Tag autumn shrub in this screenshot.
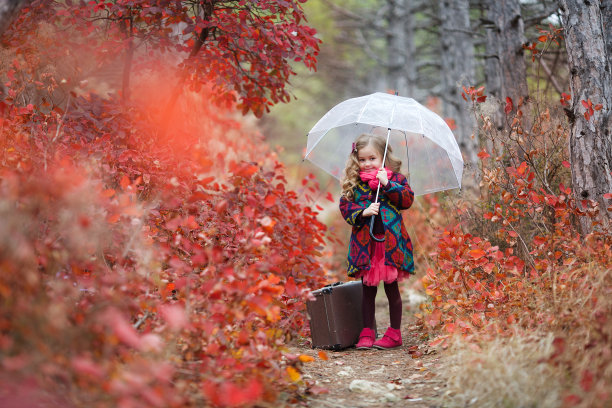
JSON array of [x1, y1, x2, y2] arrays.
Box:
[[0, 65, 331, 406], [418, 87, 612, 406]]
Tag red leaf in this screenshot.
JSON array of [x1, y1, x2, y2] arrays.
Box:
[[473, 302, 486, 312], [561, 161, 570, 168], [159, 304, 188, 331], [308, 385, 329, 395], [538, 35, 547, 42], [504, 97, 513, 114], [103, 308, 141, 349], [264, 193, 277, 208], [477, 149, 491, 160], [580, 370, 594, 392], [429, 335, 447, 347], [564, 395, 581, 406], [581, 99, 590, 109], [325, 192, 334, 202], [444, 117, 457, 130]]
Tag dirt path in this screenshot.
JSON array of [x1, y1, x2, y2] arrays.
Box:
[[288, 290, 447, 407]]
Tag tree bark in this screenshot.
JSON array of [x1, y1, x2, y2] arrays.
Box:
[[439, 0, 478, 167], [603, 0, 612, 67], [481, 0, 529, 128], [559, 0, 612, 233], [386, 0, 408, 95], [0, 0, 28, 37]]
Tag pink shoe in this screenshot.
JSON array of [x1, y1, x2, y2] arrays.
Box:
[[355, 327, 376, 350], [373, 327, 402, 349]]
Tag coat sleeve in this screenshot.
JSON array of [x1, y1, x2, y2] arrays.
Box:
[[382, 173, 414, 210], [339, 195, 367, 227]]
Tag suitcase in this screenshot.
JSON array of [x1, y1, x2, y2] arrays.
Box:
[[306, 281, 373, 350]]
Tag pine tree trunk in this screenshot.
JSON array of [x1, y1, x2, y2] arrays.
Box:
[[559, 0, 612, 233], [440, 0, 478, 168]]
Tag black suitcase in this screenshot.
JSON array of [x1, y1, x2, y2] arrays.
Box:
[[306, 281, 371, 350]]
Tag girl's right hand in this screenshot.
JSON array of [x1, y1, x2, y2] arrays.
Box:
[[362, 202, 380, 217]]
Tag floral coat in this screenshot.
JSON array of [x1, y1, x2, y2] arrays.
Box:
[[339, 172, 415, 277]]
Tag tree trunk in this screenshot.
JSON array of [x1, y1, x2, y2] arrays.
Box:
[[559, 0, 612, 233], [440, 0, 478, 168], [481, 0, 529, 128], [603, 0, 612, 66], [0, 0, 28, 36], [386, 0, 408, 95]]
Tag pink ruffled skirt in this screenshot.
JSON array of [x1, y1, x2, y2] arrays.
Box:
[[355, 235, 409, 287]]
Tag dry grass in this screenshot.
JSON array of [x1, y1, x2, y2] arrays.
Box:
[[439, 333, 563, 408]]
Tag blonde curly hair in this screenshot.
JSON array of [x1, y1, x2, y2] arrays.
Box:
[[341, 134, 402, 201]]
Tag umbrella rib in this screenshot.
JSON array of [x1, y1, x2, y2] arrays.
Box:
[[417, 105, 425, 134], [303, 129, 331, 160], [356, 95, 373, 123]]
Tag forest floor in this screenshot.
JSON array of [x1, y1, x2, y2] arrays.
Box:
[[287, 289, 448, 408]]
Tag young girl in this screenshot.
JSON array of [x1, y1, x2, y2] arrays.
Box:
[[339, 133, 415, 350]]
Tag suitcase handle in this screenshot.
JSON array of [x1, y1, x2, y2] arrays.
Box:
[[321, 282, 344, 294]]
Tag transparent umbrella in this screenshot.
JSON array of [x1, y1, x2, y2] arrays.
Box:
[[304, 92, 464, 196]]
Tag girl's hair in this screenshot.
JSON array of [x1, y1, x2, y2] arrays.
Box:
[[341, 133, 402, 201]]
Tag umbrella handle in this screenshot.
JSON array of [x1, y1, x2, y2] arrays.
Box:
[[369, 216, 385, 242]]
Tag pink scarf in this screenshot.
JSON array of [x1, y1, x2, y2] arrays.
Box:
[[359, 168, 393, 190]]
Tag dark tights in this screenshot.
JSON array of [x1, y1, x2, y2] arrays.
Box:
[[362, 281, 402, 330]]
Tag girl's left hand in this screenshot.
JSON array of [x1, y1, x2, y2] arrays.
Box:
[[376, 168, 389, 186]]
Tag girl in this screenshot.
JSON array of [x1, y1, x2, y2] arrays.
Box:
[[339, 133, 415, 350]]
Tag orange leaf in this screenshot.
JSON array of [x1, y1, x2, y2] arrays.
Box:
[[469, 249, 486, 259], [538, 35, 547, 42], [298, 354, 315, 363], [318, 351, 329, 361], [286, 366, 301, 382], [107, 213, 120, 223], [102, 188, 116, 198], [120, 175, 130, 190]]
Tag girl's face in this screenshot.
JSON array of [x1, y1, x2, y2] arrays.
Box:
[[357, 143, 383, 172]]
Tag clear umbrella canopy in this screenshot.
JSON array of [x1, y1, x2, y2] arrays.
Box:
[[305, 92, 464, 196]]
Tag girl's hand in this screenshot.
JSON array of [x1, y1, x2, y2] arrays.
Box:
[[376, 168, 389, 186], [362, 202, 380, 217]]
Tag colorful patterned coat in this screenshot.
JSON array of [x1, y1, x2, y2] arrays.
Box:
[[339, 173, 415, 277]]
